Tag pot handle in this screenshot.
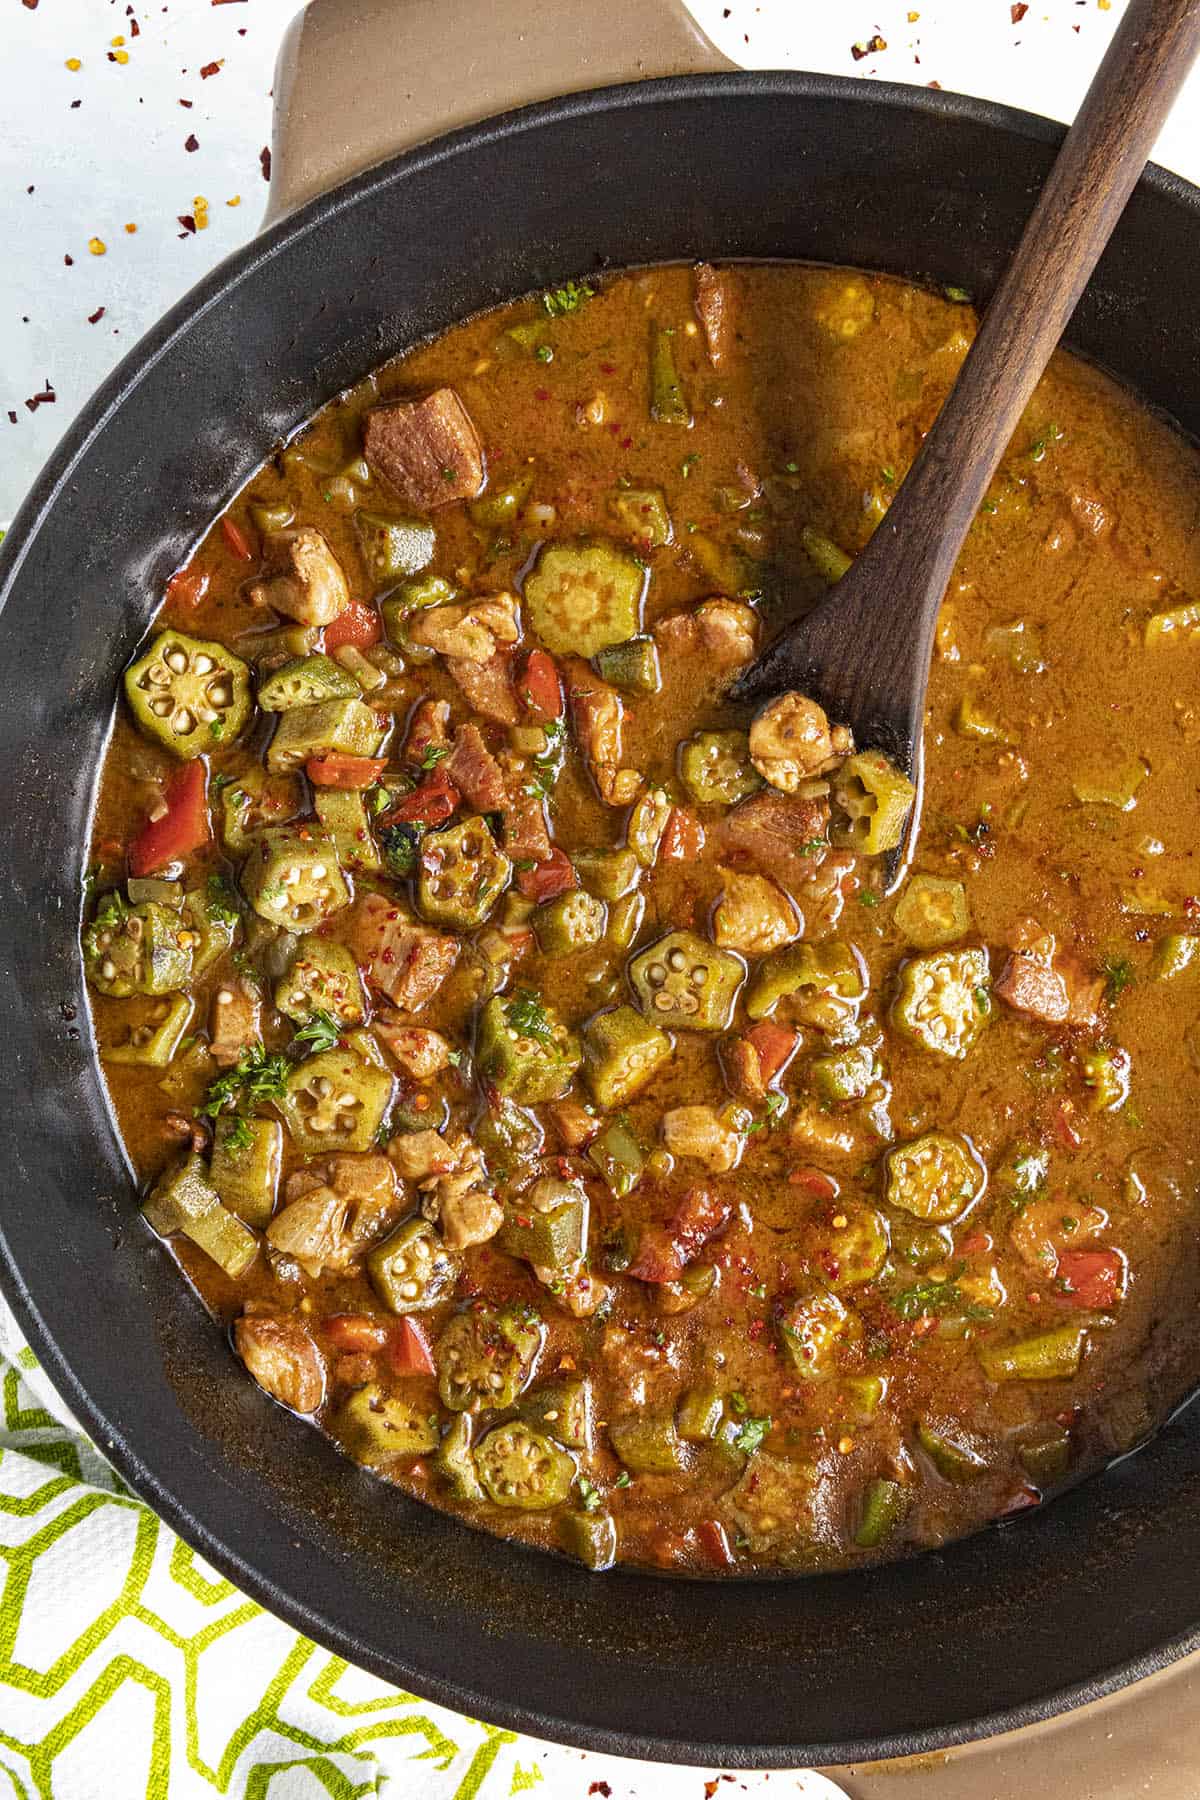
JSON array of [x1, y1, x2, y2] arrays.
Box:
[[264, 0, 735, 224]]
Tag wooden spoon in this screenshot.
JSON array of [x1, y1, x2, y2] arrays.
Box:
[[731, 0, 1200, 880]]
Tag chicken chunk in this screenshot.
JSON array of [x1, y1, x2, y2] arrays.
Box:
[[994, 919, 1104, 1029], [445, 652, 522, 725], [693, 262, 736, 368], [712, 868, 800, 956], [406, 592, 520, 664], [501, 790, 552, 863], [565, 658, 641, 805], [1010, 1198, 1108, 1276], [660, 1105, 745, 1173], [548, 1096, 600, 1150], [444, 723, 509, 812], [208, 977, 261, 1069], [249, 527, 350, 627], [266, 1154, 399, 1277], [440, 1188, 504, 1250], [374, 1021, 452, 1081], [655, 598, 758, 670], [234, 1314, 325, 1414], [387, 1128, 459, 1182], [363, 387, 485, 511], [346, 892, 458, 1012], [749, 692, 853, 792], [388, 1128, 499, 1246], [721, 788, 831, 893]]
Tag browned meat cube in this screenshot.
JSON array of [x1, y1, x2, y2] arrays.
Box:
[[502, 791, 552, 863], [346, 891, 458, 1011], [234, 1314, 325, 1413], [445, 651, 521, 724], [445, 723, 510, 812], [403, 698, 451, 766], [363, 387, 485, 510], [721, 789, 831, 892], [565, 657, 641, 805]]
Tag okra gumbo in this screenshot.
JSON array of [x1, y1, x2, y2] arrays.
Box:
[[85, 263, 1200, 1573]]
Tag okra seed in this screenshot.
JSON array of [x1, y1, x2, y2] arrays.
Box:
[[150, 696, 172, 717], [667, 949, 685, 971], [654, 993, 673, 1012], [100, 959, 117, 980], [399, 1279, 420, 1299], [647, 963, 666, 985], [209, 682, 231, 706], [215, 989, 233, 1006], [193, 653, 215, 675], [165, 650, 188, 674], [146, 667, 170, 687], [336, 1091, 358, 1108], [173, 707, 195, 733]]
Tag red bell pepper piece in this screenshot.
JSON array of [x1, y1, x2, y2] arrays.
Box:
[[1056, 1247, 1125, 1310], [787, 1166, 840, 1202], [324, 1314, 389, 1353], [670, 1187, 732, 1258], [129, 760, 210, 876], [382, 768, 460, 828], [164, 567, 209, 611], [660, 806, 705, 861], [323, 598, 382, 652], [386, 1317, 436, 1376], [695, 1518, 735, 1568], [521, 649, 563, 720], [220, 515, 255, 562], [516, 846, 576, 902], [744, 1020, 799, 1087], [305, 753, 388, 790]]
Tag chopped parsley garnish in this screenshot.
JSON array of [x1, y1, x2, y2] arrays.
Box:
[[199, 1042, 290, 1122], [209, 719, 225, 741], [944, 284, 972, 303], [888, 1266, 992, 1322], [219, 1116, 254, 1154], [1102, 956, 1135, 1002], [205, 873, 240, 927], [93, 891, 127, 931], [858, 890, 881, 908], [728, 1391, 749, 1416], [541, 279, 594, 318], [379, 821, 423, 878], [535, 344, 554, 364], [441, 465, 459, 483], [880, 465, 896, 485], [1029, 422, 1064, 463], [731, 1414, 772, 1456], [614, 1470, 632, 1489], [504, 989, 554, 1044], [420, 743, 451, 771], [528, 718, 566, 797], [576, 1475, 602, 1513], [292, 1009, 344, 1057]]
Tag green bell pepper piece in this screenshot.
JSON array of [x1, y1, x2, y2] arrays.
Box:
[[469, 473, 534, 529], [915, 1417, 986, 1481], [894, 874, 971, 949], [84, 896, 192, 998], [977, 1322, 1087, 1383], [831, 751, 916, 855], [335, 1385, 438, 1466], [573, 847, 640, 901], [417, 818, 511, 929], [523, 540, 646, 658], [1152, 932, 1199, 979], [1018, 1423, 1072, 1486], [208, 1116, 283, 1229], [839, 1374, 886, 1421], [274, 936, 365, 1026], [475, 1420, 575, 1509], [266, 695, 386, 774], [1081, 1045, 1130, 1114], [676, 1386, 724, 1443], [778, 1281, 853, 1381], [892, 947, 991, 1060], [436, 1413, 484, 1500], [218, 767, 301, 855], [586, 1114, 644, 1197], [855, 1477, 909, 1548], [678, 730, 762, 807], [609, 1409, 685, 1474], [355, 509, 435, 590], [593, 636, 661, 695], [800, 525, 853, 586], [611, 485, 672, 548], [279, 1047, 393, 1155], [518, 1375, 593, 1449], [368, 1216, 461, 1314], [239, 623, 320, 665], [533, 889, 606, 955], [649, 323, 691, 425], [582, 1005, 673, 1108], [629, 930, 744, 1031], [885, 1132, 982, 1223], [477, 993, 582, 1104], [436, 1303, 543, 1412], [256, 654, 359, 711], [745, 939, 863, 1022], [498, 1184, 586, 1273], [241, 828, 351, 932], [105, 994, 195, 1067], [124, 630, 251, 759], [557, 1508, 617, 1569], [142, 1152, 258, 1278]]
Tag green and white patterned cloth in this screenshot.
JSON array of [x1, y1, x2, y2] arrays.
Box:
[[0, 1295, 845, 1800]]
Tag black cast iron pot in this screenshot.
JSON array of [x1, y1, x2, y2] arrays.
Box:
[[3, 66, 1200, 1768]]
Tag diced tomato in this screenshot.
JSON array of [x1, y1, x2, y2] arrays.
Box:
[[128, 761, 210, 876], [625, 1225, 684, 1285], [382, 768, 460, 828], [324, 1314, 389, 1353], [323, 598, 382, 652], [306, 753, 388, 790], [386, 1317, 436, 1376], [787, 1166, 840, 1202], [220, 515, 255, 562], [164, 567, 209, 611], [670, 1187, 732, 1258], [695, 1518, 735, 1569], [1056, 1247, 1125, 1310], [660, 806, 705, 862], [521, 649, 563, 720], [516, 846, 576, 902], [1051, 1098, 1082, 1152], [744, 1020, 799, 1087]]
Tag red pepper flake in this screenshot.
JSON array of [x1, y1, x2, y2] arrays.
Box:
[[87, 306, 106, 325], [179, 98, 193, 108], [7, 411, 17, 425], [130, 17, 140, 34], [260, 145, 272, 181], [1011, 1, 1028, 18], [25, 384, 56, 413], [851, 33, 887, 59], [22, 1, 38, 9], [184, 133, 199, 152], [64, 254, 74, 266], [70, 99, 82, 109], [589, 1785, 612, 1797], [199, 60, 222, 78], [178, 214, 197, 234]]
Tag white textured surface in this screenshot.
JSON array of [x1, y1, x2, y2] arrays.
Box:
[[4, 0, 1200, 526]]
